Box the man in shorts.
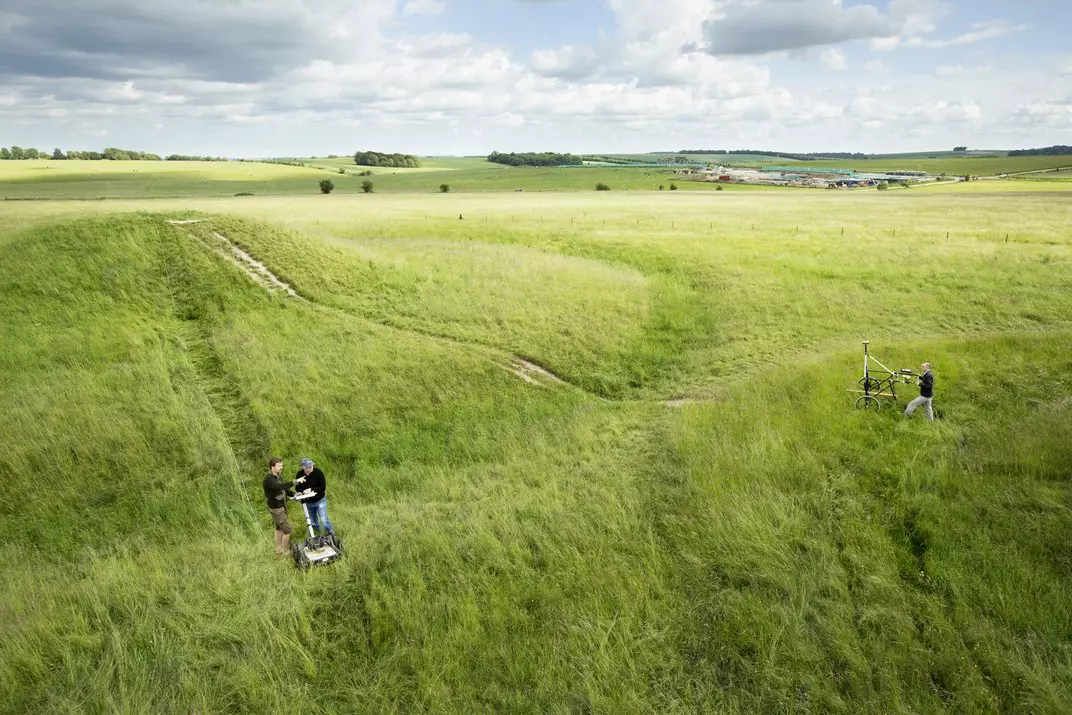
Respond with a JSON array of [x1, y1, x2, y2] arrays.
[[263, 456, 306, 555]]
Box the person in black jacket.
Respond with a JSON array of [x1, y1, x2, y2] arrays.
[[295, 457, 334, 536], [264, 456, 306, 554], [904, 362, 935, 421]]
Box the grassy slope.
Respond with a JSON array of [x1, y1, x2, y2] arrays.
[[0, 160, 341, 199], [1, 181, 1070, 711]]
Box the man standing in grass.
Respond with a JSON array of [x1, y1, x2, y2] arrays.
[[296, 458, 333, 537], [263, 457, 306, 555], [904, 362, 935, 421]]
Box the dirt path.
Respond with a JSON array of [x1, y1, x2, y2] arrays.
[[167, 219, 301, 298], [209, 230, 300, 298], [507, 357, 567, 387]]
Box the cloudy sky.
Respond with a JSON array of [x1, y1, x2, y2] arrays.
[[1, 0, 1068, 156]]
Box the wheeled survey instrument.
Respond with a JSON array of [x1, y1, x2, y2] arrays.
[[289, 491, 343, 570], [850, 340, 919, 410]]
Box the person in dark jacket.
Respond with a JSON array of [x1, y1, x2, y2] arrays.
[[295, 457, 334, 536], [904, 362, 935, 421], [264, 456, 306, 554]]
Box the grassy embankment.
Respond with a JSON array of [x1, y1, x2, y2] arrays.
[[0, 169, 1070, 712]]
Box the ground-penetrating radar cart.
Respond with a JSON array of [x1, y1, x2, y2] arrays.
[[289, 491, 343, 570]]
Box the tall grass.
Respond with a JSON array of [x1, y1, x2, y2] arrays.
[[1, 195, 1070, 712]]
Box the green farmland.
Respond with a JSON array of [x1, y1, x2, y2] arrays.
[[1, 159, 1070, 713], [657, 152, 1072, 176], [0, 158, 764, 198]]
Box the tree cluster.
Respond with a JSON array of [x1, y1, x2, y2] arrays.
[[166, 154, 228, 161], [354, 151, 420, 168], [583, 155, 650, 165], [1007, 145, 1072, 157], [487, 151, 582, 167], [0, 146, 160, 160], [1, 146, 46, 160]]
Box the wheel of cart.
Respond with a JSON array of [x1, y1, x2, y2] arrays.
[[857, 376, 883, 394], [855, 394, 883, 411], [291, 539, 311, 571]]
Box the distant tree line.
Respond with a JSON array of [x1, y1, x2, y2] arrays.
[[581, 155, 650, 165], [1, 146, 48, 159], [487, 151, 582, 167], [165, 154, 228, 161], [677, 149, 870, 161], [0, 146, 161, 160], [354, 150, 420, 168], [1007, 145, 1072, 156]]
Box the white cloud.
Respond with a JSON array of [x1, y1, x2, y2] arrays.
[[864, 60, 887, 72], [870, 36, 901, 52], [909, 20, 1027, 49], [1012, 100, 1072, 126], [888, 0, 948, 36], [403, 0, 446, 17], [820, 48, 846, 71], [936, 64, 962, 76], [531, 45, 600, 79]]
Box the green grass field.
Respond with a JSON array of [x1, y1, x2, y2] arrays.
[[609, 152, 1072, 176], [785, 155, 1072, 176], [0, 158, 777, 198], [1, 160, 1070, 712], [8, 154, 1070, 202]]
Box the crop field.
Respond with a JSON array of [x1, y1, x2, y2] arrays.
[[1, 160, 1070, 712]]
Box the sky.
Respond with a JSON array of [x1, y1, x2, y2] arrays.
[[0, 0, 1069, 157]]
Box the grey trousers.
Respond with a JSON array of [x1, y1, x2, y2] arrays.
[[904, 396, 933, 420]]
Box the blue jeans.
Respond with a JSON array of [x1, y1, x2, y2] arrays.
[[306, 498, 333, 535], [904, 395, 933, 421]]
